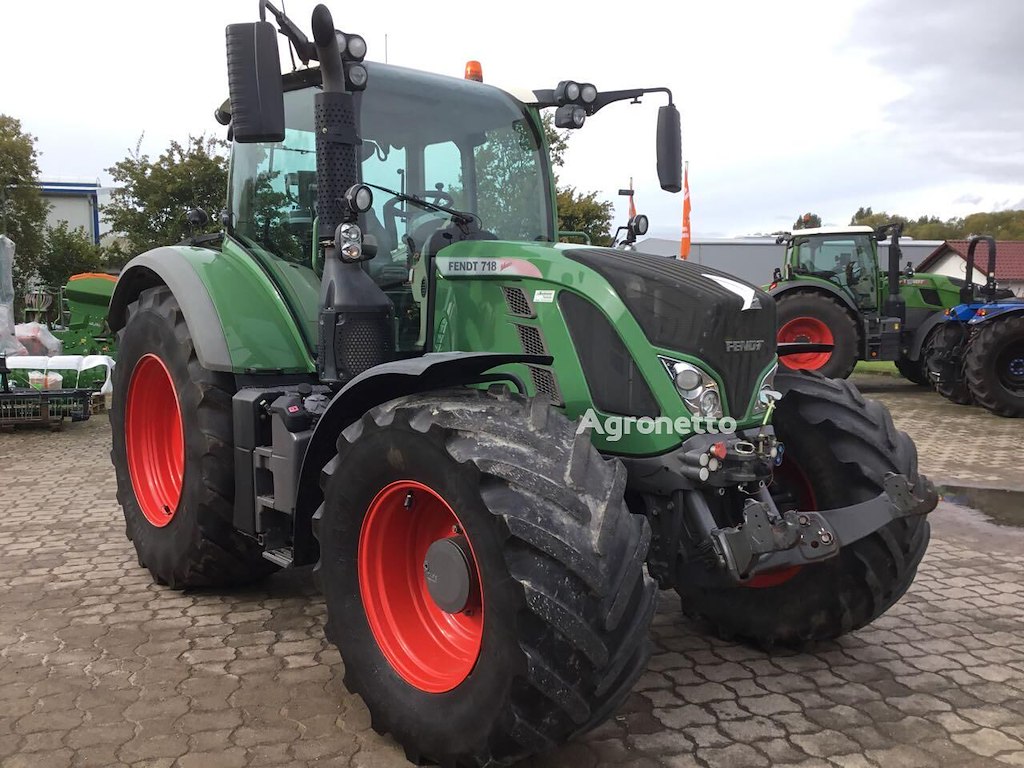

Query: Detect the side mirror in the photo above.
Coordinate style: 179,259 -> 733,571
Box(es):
225,21 -> 285,143
656,104 -> 682,193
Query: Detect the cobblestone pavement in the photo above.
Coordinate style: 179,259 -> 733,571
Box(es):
1,380 -> 1022,768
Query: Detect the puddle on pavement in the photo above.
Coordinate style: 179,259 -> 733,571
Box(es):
938,485 -> 1024,529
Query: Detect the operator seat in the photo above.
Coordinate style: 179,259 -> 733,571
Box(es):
421,219 -> 497,261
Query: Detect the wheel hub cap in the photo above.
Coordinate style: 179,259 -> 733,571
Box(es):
423,536 -> 474,614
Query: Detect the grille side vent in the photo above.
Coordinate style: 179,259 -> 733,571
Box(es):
502,286 -> 534,317
528,366 -> 562,405
516,324 -> 547,356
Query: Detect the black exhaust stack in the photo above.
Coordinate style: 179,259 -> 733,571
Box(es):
962,235 -> 998,304
311,4 -> 392,384
877,223 -> 906,322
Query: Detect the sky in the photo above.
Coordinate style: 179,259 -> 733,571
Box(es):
3,0 -> 1023,240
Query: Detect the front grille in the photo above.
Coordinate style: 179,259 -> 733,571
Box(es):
529,366 -> 562,405
516,324 -> 546,355
564,248 -> 775,416
502,286 -> 534,317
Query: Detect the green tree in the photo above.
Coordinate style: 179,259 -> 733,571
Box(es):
793,212 -> 822,230
542,115 -> 613,246
103,135 -> 227,264
0,115 -> 49,303
35,221 -> 103,291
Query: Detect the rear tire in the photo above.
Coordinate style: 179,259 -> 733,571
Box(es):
895,355 -> 928,385
924,323 -> 973,404
965,314 -> 1024,417
776,291 -> 859,379
110,286 -> 276,588
314,388 -> 656,766
676,372 -> 932,648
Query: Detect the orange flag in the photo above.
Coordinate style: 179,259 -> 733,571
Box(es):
628,177 -> 637,220
679,162 -> 691,260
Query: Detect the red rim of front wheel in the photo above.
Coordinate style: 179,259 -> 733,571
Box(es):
358,480 -> 485,693
125,354 -> 185,528
746,458 -> 818,588
777,317 -> 834,370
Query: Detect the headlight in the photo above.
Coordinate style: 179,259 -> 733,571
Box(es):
752,362 -> 779,414
660,357 -> 724,418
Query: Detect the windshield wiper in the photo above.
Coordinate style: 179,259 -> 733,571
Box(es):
363,183 -> 475,225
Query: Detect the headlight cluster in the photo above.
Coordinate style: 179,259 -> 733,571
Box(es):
659,357 -> 723,419
554,80 -> 599,129
752,362 -> 780,415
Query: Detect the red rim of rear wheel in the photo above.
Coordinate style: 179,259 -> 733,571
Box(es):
777,317 -> 834,370
358,480 -> 485,693
746,458 -> 818,588
125,354 -> 184,528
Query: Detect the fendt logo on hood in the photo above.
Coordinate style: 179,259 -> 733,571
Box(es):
725,339 -> 765,352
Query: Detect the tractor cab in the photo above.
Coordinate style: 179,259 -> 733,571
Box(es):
782,226 -> 880,310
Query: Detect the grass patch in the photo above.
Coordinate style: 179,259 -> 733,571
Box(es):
854,360 -> 900,376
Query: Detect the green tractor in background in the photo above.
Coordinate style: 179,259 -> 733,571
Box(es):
107,4 -> 937,765
770,224 -> 966,381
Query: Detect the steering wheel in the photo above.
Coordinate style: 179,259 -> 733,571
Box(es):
381,185 -> 456,245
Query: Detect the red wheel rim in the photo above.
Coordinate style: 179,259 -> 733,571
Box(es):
358,480 -> 484,693
125,354 -> 184,528
746,458 -> 818,588
778,317 -> 834,370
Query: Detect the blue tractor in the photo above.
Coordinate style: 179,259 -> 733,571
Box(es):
925,236 -> 1024,416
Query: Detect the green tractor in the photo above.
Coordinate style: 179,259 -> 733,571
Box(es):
771,224 -> 965,381
108,4 -> 937,765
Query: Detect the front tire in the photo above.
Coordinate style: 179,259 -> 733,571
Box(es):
677,372 -> 932,648
110,286 -> 276,588
314,388 -> 656,766
965,314 -> 1024,417
776,291 -> 859,379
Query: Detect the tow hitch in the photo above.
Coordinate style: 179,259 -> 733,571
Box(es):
703,473 -> 936,582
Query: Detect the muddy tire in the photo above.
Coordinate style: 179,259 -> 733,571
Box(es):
776,291 -> 859,379
965,314 -> 1024,417
110,286 -> 276,588
924,323 -> 973,404
313,388 -> 656,766
677,371 -> 932,649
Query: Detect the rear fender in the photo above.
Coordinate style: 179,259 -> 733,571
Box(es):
290,351 -> 550,564
907,312 -> 952,360
107,245 -> 313,374
968,303 -> 1024,325
769,282 -> 859,315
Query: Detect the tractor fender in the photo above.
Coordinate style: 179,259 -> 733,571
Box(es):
769,281 -> 859,315
108,245 -> 313,374
291,351 -> 550,565
968,303 -> 1024,325
907,312 -> 952,360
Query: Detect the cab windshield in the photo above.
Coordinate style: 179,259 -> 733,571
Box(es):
228,62 -> 555,267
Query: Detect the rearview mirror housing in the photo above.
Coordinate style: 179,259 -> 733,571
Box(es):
656,104 -> 682,192
225,21 -> 285,143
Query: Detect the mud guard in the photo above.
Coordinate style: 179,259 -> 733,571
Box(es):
290,351 -> 551,565
907,312 -> 950,361
769,281 -> 859,315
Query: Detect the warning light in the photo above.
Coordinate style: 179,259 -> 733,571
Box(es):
465,60 -> 483,82
711,442 -> 727,460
